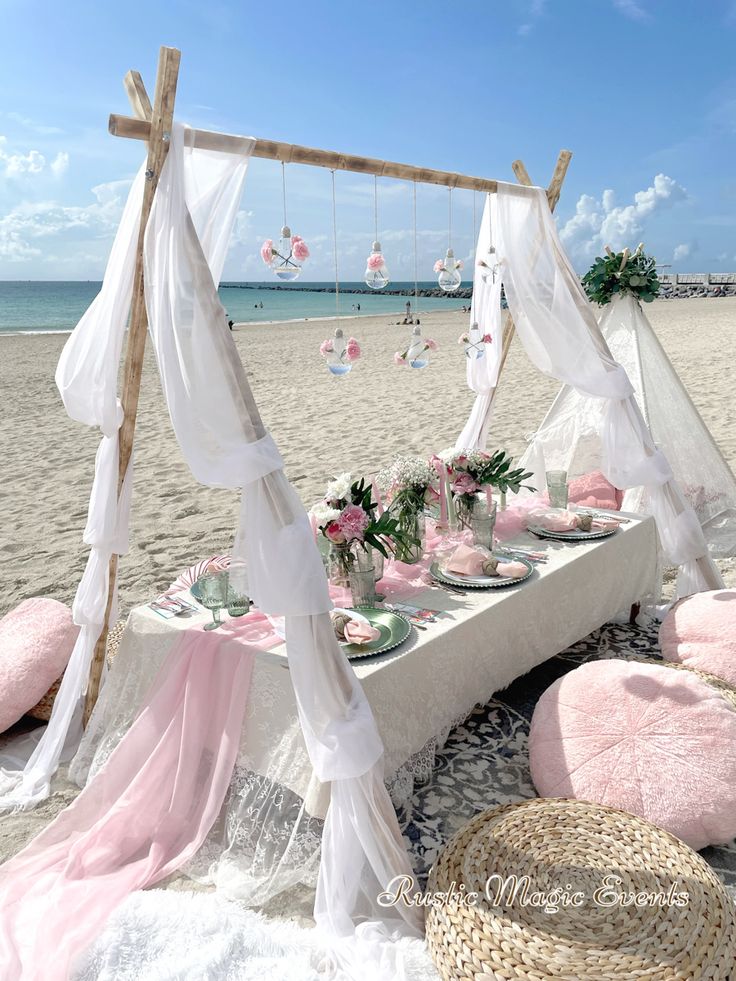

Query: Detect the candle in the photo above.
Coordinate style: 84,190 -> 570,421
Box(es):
438,465 -> 449,528
309,511 -> 318,541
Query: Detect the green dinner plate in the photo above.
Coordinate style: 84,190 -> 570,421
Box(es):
526,524 -> 618,542
340,608 -> 412,660
430,556 -> 534,589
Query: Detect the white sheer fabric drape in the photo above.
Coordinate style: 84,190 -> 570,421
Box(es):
143,125 -> 422,974
456,197 -> 504,450
0,166 -> 145,812
485,182 -> 721,597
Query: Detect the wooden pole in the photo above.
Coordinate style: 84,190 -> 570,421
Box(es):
108,114 -> 500,194
83,46 -> 181,725
485,150 -> 573,417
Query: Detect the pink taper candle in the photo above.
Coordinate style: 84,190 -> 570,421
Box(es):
438,464 -> 449,527
309,511 -> 318,541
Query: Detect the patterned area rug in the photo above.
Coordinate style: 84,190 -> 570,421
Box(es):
404,620 -> 736,900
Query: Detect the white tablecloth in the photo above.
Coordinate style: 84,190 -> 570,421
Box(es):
73,512 -> 659,822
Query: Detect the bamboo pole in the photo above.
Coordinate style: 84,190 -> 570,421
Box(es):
83,46 -> 181,725
108,113 -> 500,193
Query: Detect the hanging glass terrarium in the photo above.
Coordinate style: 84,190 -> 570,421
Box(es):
460,321 -> 491,361
365,241 -> 389,290
435,248 -> 463,292
320,327 -> 361,376
394,324 -> 437,369
261,225 -> 309,282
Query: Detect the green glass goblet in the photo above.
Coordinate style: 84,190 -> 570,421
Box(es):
199,572 -> 228,631
226,560 -> 250,617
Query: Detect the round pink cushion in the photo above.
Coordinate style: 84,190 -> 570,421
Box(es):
0,598 -> 79,733
659,589 -> 736,687
529,659 -> 736,850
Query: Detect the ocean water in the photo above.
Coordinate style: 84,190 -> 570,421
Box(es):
0,281 -> 471,334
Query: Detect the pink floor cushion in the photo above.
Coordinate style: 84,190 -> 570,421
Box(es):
529,659 -> 736,850
0,598 -> 79,733
567,469 -> 623,510
659,590 -> 736,687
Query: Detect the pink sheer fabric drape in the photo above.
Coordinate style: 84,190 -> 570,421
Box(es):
0,628 -> 255,981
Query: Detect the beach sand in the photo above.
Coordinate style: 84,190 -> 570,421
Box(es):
0,297 -> 735,869
1,298 -> 735,618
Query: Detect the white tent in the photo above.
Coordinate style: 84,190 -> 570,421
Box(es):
519,292 -> 736,559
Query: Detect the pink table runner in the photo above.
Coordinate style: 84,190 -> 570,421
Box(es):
0,625 -> 256,981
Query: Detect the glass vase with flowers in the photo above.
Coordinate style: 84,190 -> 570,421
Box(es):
377,457 -> 439,564
440,449 -> 535,531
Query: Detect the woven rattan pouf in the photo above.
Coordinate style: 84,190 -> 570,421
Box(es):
426,798 -> 736,980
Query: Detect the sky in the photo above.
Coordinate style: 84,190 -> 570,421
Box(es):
0,0 -> 735,281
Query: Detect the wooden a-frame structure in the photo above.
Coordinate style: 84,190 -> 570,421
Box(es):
84,45 -> 572,721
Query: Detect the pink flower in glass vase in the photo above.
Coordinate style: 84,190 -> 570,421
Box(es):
451,472 -> 478,495
324,521 -> 347,544
291,236 -> 310,261
337,504 -> 370,542
260,239 -> 274,265
345,338 -> 361,361
367,252 -> 385,270
393,352 -> 407,366
482,333 -> 493,344
320,339 -> 334,356
433,259 -> 444,274
425,338 -> 438,351
458,333 -> 470,344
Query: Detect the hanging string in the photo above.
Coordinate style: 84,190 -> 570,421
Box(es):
331,169 -> 339,319
448,187 -> 453,250
413,181 -> 419,316
374,175 -> 379,244
472,191 -> 477,258
281,162 -> 288,228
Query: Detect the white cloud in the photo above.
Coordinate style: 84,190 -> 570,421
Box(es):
50,151 -> 69,177
673,243 -> 691,261
518,0 -> 546,35
559,174 -> 687,261
612,0 -> 649,21
2,112 -> 63,136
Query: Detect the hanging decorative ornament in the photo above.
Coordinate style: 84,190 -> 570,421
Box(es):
477,192 -> 500,284
434,187 -> 463,292
458,321 -> 492,361
320,328 -> 362,376
364,177 -> 389,290
394,324 -> 438,369
320,170 -> 361,376
261,163 -> 309,281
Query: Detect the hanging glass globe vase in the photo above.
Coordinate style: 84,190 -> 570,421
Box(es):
394,324 -> 438,369
320,327 -> 362,376
435,248 -> 463,293
462,321 -> 488,361
364,241 -> 389,290
261,224 -> 308,282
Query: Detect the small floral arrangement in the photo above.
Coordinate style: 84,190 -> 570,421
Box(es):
458,330 -> 492,345
261,234 -> 310,268
310,473 -> 417,561
582,245 -> 660,305
366,252 -> 385,270
434,256 -> 464,274
394,337 -> 438,366
439,448 -> 534,515
320,336 -> 362,363
377,457 -> 439,514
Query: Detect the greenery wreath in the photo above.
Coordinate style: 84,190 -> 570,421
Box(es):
582,244 -> 661,305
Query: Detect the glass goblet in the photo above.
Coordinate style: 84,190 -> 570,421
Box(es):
227,560 -> 250,617
199,572 -> 228,631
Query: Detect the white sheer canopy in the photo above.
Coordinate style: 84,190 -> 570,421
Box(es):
458,184 -> 722,598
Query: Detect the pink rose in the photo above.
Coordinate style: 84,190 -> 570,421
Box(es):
260,239 -> 274,265
458,333 -> 470,344
291,235 -> 309,261
367,252 -> 384,271
394,352 -> 407,366
325,521 -> 346,544
320,338 -> 334,356
345,338 -> 361,361
433,259 -> 444,274
428,454 -> 445,476
451,473 -> 478,495
425,338 -> 438,351
337,504 -> 370,542
482,333 -> 493,344
456,259 -> 464,271
455,454 -> 468,467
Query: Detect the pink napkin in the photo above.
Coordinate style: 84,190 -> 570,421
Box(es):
495,560 -> 529,579
446,544 -> 488,576
528,510 -> 579,532
343,619 -> 381,645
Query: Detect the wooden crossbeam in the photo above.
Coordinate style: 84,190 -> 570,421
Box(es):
84,46 -> 180,725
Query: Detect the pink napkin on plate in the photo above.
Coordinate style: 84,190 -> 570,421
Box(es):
495,560 -> 529,579
445,544 -> 488,576
343,619 -> 381,645
528,510 -> 579,532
